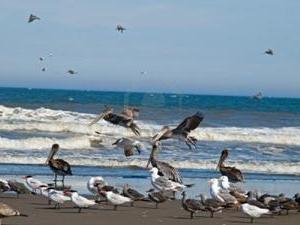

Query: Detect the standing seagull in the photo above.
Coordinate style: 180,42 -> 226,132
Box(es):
147,189 -> 168,208
46,144 -> 72,188
64,190 -> 97,213
7,180 -> 31,198
0,203 -> 27,225
181,192 -> 205,219
116,25 -> 126,33
198,194 -> 224,218
146,141 -> 182,184
100,190 -> 132,210
112,138 -> 142,157
241,203 -> 270,223
89,106 -> 140,136
217,149 -> 244,182
122,184 -> 146,206
22,175 -> 48,193
28,14 -> 40,23
153,112 -> 204,149
264,48 -> 274,55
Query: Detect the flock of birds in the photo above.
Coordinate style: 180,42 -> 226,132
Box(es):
0,105 -> 299,224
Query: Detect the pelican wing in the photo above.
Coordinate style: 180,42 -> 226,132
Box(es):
156,161 -> 183,184
89,112 -> 105,126
174,112 -> 204,133
52,159 -> 72,175
121,107 -> 139,118
153,126 -> 170,141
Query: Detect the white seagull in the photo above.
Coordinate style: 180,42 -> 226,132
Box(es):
241,203 -> 270,223
100,190 -> 132,210
87,176 -> 107,196
208,178 -> 238,205
22,175 -> 47,193
64,190 -> 96,213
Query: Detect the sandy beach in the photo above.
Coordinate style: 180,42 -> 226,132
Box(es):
0,194 -> 299,225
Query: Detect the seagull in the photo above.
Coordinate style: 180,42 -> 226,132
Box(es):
147,189 -> 168,208
181,191 -> 205,219
64,190 -> 97,213
100,190 -> 132,210
46,144 -> 72,188
112,138 -> 142,157
122,184 -> 146,206
217,149 -> 244,182
22,175 -> 48,193
146,141 -> 183,184
67,70 -> 78,75
198,194 -> 224,218
150,167 -> 191,193
47,187 -> 71,209
28,14 -> 40,23
264,48 -> 274,55
87,176 -> 107,196
153,112 -> 204,149
89,106 -> 140,136
241,203 -> 270,223
116,25 -> 126,33
0,203 -> 27,225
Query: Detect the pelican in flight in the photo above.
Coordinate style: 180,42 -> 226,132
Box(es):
153,112 -> 204,149
116,24 -> 126,33
0,203 -> 27,225
217,149 -> 244,183
89,106 -> 140,136
28,14 -> 40,23
146,141 -> 182,184
264,48 -> 274,55
112,137 -> 142,157
46,144 -> 72,188
67,70 -> 78,75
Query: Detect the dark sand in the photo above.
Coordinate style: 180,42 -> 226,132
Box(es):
1,194 -> 299,225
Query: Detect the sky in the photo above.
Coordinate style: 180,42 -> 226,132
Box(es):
0,0 -> 299,97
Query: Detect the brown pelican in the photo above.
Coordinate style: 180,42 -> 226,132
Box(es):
264,48 -> 274,55
0,203 -> 27,225
116,25 -> 126,33
112,138 -> 142,157
89,106 -> 140,136
67,70 -> 77,75
28,14 -> 40,23
122,184 -> 146,206
217,149 -> 244,183
46,144 -> 72,188
198,194 -> 225,218
7,180 -> 31,198
147,189 -> 168,208
146,141 -> 182,183
181,191 -> 205,219
153,112 -> 204,149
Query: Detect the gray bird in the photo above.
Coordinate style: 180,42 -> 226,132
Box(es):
147,189 -> 168,209
67,70 -> 78,75
28,14 -> 40,23
122,184 -> 146,206
116,25 -> 126,33
264,48 -> 274,55
198,194 -> 224,218
112,138 -> 142,157
181,191 -> 205,219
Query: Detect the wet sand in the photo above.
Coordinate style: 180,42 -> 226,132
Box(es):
0,194 -> 299,225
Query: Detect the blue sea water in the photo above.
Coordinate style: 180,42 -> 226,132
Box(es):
0,87 -> 299,195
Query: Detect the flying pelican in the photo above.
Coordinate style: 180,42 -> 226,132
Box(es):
116,25 -> 126,33
198,194 -> 224,218
150,167 -> 191,193
67,70 -> 78,75
89,106 -> 140,136
153,112 -> 204,149
146,141 -> 182,184
241,203 -> 270,223
64,190 -> 97,213
147,189 -> 168,208
100,190 -> 132,210
28,14 -> 40,23
112,138 -> 142,157
264,48 -> 274,55
0,203 -> 27,225
46,144 -> 72,188
217,149 -> 244,183
122,184 -> 146,206
181,191 -> 205,219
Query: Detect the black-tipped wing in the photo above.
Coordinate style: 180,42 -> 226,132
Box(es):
174,112 -> 204,133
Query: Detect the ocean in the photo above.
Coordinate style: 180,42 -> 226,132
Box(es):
0,87 -> 299,195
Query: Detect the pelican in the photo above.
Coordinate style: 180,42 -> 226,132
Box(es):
217,149 -> 244,182
122,184 -> 146,206
7,180 -> 31,198
241,203 -> 270,223
0,203 -> 27,225
146,141 -> 182,184
181,191 -> 205,219
46,144 -> 72,188
121,107 -> 139,118
112,138 -> 142,157
264,48 -> 274,55
147,189 -> 168,208
89,106 -> 140,136
100,190 -> 132,210
116,25 -> 126,33
198,194 -> 224,218
28,14 -> 40,23
153,112 -> 204,149
22,175 -> 47,193
150,167 -> 191,193
64,190 -> 96,213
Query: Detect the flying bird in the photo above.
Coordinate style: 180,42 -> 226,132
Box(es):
264,48 -> 274,55
28,14 -> 40,23
217,149 -> 244,183
42,67 -> 46,72
112,138 -> 142,157
89,106 -> 140,136
153,112 -> 204,149
39,57 -> 44,61
116,24 -> 126,33
67,70 -> 78,75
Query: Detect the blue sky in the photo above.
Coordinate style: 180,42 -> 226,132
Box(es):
0,0 -> 299,97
